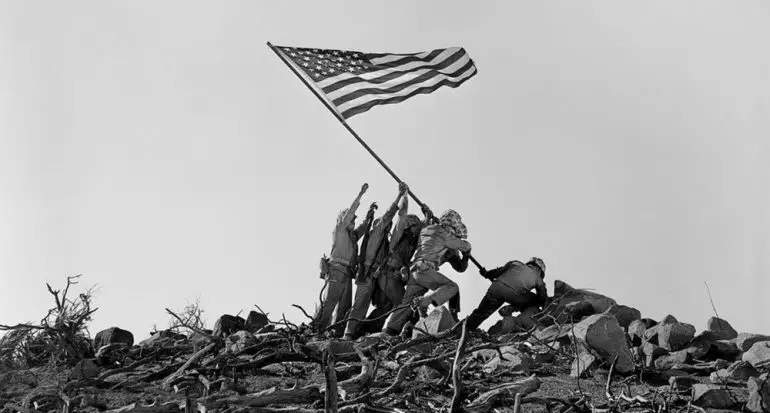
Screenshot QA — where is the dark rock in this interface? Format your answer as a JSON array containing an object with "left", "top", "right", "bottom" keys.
[
  {"left": 213, "top": 314, "right": 246, "bottom": 338},
  {"left": 244, "top": 311, "right": 269, "bottom": 333},
  {"left": 660, "top": 315, "right": 679, "bottom": 325},
  {"left": 413, "top": 306, "right": 455, "bottom": 338},
  {"left": 736, "top": 333, "right": 770, "bottom": 353},
  {"left": 658, "top": 322, "right": 696, "bottom": 351},
  {"left": 69, "top": 359, "right": 100, "bottom": 381},
  {"left": 706, "top": 317, "right": 738, "bottom": 340},
  {"left": 94, "top": 327, "right": 134, "bottom": 349},
  {"left": 655, "top": 350, "right": 691, "bottom": 370},
  {"left": 744, "top": 341, "right": 770, "bottom": 368},
  {"left": 641, "top": 318, "right": 658, "bottom": 329},
  {"left": 628, "top": 319, "right": 647, "bottom": 347},
  {"left": 572, "top": 314, "right": 634, "bottom": 374},
  {"left": 691, "top": 384, "right": 736, "bottom": 409},
  {"left": 604, "top": 304, "right": 641, "bottom": 330},
  {"left": 687, "top": 332, "right": 741, "bottom": 361},
  {"left": 747, "top": 373, "right": 770, "bottom": 413},
  {"left": 564, "top": 301, "right": 595, "bottom": 319}
]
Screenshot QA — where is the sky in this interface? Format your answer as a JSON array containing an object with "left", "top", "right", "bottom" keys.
[{"left": 1, "top": 2, "right": 768, "bottom": 341}]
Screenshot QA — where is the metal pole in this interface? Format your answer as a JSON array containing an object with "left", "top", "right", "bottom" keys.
[{"left": 267, "top": 41, "right": 484, "bottom": 271}]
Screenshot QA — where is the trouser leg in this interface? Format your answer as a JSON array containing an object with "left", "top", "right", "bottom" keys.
[
  {"left": 467, "top": 288, "right": 506, "bottom": 331},
  {"left": 314, "top": 265, "right": 352, "bottom": 330},
  {"left": 344, "top": 277, "right": 375, "bottom": 338},
  {"left": 330, "top": 275, "right": 353, "bottom": 337},
  {"left": 413, "top": 268, "right": 459, "bottom": 307},
  {"left": 383, "top": 283, "right": 427, "bottom": 335}
]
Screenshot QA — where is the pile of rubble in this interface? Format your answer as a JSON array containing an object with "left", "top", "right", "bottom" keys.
[{"left": 1, "top": 280, "right": 768, "bottom": 413}]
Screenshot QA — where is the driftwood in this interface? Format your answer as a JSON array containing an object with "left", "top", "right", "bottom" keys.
[
  {"left": 466, "top": 375, "right": 541, "bottom": 413},
  {"left": 162, "top": 341, "right": 217, "bottom": 389},
  {"left": 450, "top": 319, "right": 469, "bottom": 413},
  {"left": 96, "top": 352, "right": 159, "bottom": 381},
  {"left": 337, "top": 347, "right": 375, "bottom": 395},
  {"left": 200, "top": 385, "right": 323, "bottom": 409},
  {"left": 323, "top": 349, "right": 338, "bottom": 412}
]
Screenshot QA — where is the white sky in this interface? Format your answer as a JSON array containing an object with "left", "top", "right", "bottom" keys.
[{"left": 1, "top": 2, "right": 768, "bottom": 340}]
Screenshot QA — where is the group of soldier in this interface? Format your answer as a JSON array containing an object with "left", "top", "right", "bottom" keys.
[{"left": 313, "top": 182, "right": 550, "bottom": 340}]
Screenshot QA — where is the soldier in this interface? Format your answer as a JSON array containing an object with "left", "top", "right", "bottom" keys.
[
  {"left": 343, "top": 182, "right": 409, "bottom": 339},
  {"left": 314, "top": 183, "right": 370, "bottom": 333},
  {"left": 465, "top": 257, "right": 548, "bottom": 331},
  {"left": 381, "top": 209, "right": 472, "bottom": 336}
]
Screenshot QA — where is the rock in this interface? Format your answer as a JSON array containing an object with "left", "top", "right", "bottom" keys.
[
  {"left": 691, "top": 384, "right": 736, "bottom": 409},
  {"left": 571, "top": 345, "right": 597, "bottom": 378},
  {"left": 669, "top": 375, "right": 698, "bottom": 390},
  {"left": 655, "top": 350, "right": 691, "bottom": 370},
  {"left": 69, "top": 359, "right": 100, "bottom": 381},
  {"left": 213, "top": 314, "right": 246, "bottom": 338},
  {"left": 480, "top": 345, "right": 534, "bottom": 375},
  {"left": 604, "top": 304, "right": 641, "bottom": 330},
  {"left": 189, "top": 330, "right": 213, "bottom": 344},
  {"left": 244, "top": 311, "right": 269, "bottom": 333},
  {"left": 532, "top": 324, "right": 572, "bottom": 345},
  {"left": 138, "top": 330, "right": 186, "bottom": 347},
  {"left": 658, "top": 322, "right": 696, "bottom": 351},
  {"left": 571, "top": 314, "right": 634, "bottom": 374},
  {"left": 413, "top": 306, "right": 455, "bottom": 338},
  {"left": 628, "top": 319, "right": 647, "bottom": 347},
  {"left": 706, "top": 317, "right": 738, "bottom": 340},
  {"left": 735, "top": 333, "right": 770, "bottom": 353},
  {"left": 547, "top": 281, "right": 617, "bottom": 325},
  {"left": 747, "top": 373, "right": 770, "bottom": 413},
  {"left": 711, "top": 361, "right": 759, "bottom": 383},
  {"left": 687, "top": 332, "right": 741, "bottom": 361},
  {"left": 744, "top": 341, "right": 770, "bottom": 368},
  {"left": 642, "top": 342, "right": 669, "bottom": 367},
  {"left": 488, "top": 315, "right": 535, "bottom": 335},
  {"left": 564, "top": 301, "right": 595, "bottom": 319},
  {"left": 227, "top": 330, "right": 257, "bottom": 354},
  {"left": 94, "top": 327, "right": 134, "bottom": 349},
  {"left": 641, "top": 318, "right": 658, "bottom": 328}
]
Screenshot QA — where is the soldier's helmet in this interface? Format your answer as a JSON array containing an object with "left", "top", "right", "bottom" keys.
[
  {"left": 527, "top": 257, "right": 546, "bottom": 276},
  {"left": 439, "top": 209, "right": 467, "bottom": 239}
]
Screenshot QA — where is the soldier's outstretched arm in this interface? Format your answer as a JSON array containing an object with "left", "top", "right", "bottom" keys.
[{"left": 341, "top": 183, "right": 368, "bottom": 227}]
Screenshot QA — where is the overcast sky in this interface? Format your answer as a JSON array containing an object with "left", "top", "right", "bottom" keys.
[{"left": 2, "top": 1, "right": 768, "bottom": 339}]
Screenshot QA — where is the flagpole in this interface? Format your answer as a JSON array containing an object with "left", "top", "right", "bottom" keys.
[{"left": 266, "top": 41, "right": 485, "bottom": 271}]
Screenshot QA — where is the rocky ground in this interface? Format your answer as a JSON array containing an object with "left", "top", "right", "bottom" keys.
[{"left": 1, "top": 279, "right": 769, "bottom": 413}]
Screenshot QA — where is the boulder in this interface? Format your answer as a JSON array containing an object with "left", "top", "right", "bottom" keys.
[
  {"left": 743, "top": 341, "right": 770, "bottom": 368},
  {"left": 691, "top": 384, "right": 736, "bottom": 409},
  {"left": 227, "top": 330, "right": 257, "bottom": 354},
  {"left": 213, "top": 314, "right": 246, "bottom": 338},
  {"left": 571, "top": 313, "right": 634, "bottom": 374},
  {"left": 69, "top": 359, "right": 100, "bottom": 381},
  {"left": 564, "top": 301, "right": 595, "bottom": 319},
  {"left": 479, "top": 345, "right": 533, "bottom": 375},
  {"left": 686, "top": 332, "right": 741, "bottom": 361},
  {"left": 641, "top": 342, "right": 668, "bottom": 368},
  {"left": 488, "top": 315, "right": 535, "bottom": 335},
  {"left": 655, "top": 350, "right": 691, "bottom": 370},
  {"left": 570, "top": 345, "right": 597, "bottom": 378},
  {"left": 604, "top": 304, "right": 641, "bottom": 330},
  {"left": 658, "top": 322, "right": 696, "bottom": 351},
  {"left": 628, "top": 319, "right": 647, "bottom": 347},
  {"left": 244, "top": 311, "right": 269, "bottom": 333},
  {"left": 542, "top": 280, "right": 617, "bottom": 325},
  {"left": 94, "top": 327, "right": 134, "bottom": 349},
  {"left": 413, "top": 306, "right": 455, "bottom": 338},
  {"left": 640, "top": 318, "right": 658, "bottom": 329},
  {"left": 747, "top": 373, "right": 770, "bottom": 413},
  {"left": 706, "top": 317, "right": 738, "bottom": 340},
  {"left": 710, "top": 360, "right": 759, "bottom": 383},
  {"left": 660, "top": 315, "right": 679, "bottom": 325},
  {"left": 735, "top": 333, "right": 770, "bottom": 353}
]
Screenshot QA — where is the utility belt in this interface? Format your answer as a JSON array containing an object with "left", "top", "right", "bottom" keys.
[
  {"left": 319, "top": 256, "right": 356, "bottom": 280},
  {"left": 410, "top": 260, "right": 438, "bottom": 272}
]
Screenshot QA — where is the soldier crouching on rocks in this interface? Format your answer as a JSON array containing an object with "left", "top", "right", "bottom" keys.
[
  {"left": 314, "top": 183, "right": 370, "bottom": 333},
  {"left": 465, "top": 257, "right": 548, "bottom": 331},
  {"left": 343, "top": 182, "right": 409, "bottom": 340},
  {"left": 380, "top": 209, "right": 472, "bottom": 337}
]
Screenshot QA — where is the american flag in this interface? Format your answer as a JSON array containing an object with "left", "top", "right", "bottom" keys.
[{"left": 273, "top": 45, "right": 477, "bottom": 120}]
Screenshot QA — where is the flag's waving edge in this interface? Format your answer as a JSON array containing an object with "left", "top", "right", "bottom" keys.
[{"left": 271, "top": 44, "right": 477, "bottom": 120}]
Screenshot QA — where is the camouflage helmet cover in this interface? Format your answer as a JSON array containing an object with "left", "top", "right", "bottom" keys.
[{"left": 439, "top": 209, "right": 467, "bottom": 239}]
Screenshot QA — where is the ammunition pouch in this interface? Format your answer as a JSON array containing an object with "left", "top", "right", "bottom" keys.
[{"left": 319, "top": 256, "right": 331, "bottom": 279}]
